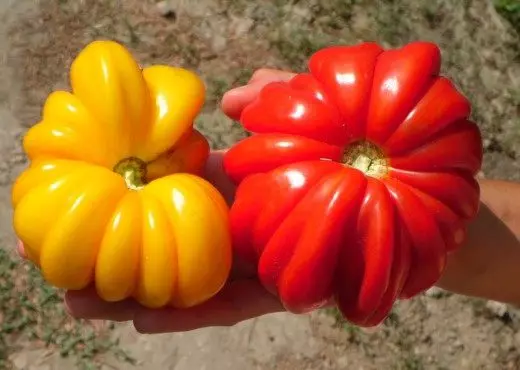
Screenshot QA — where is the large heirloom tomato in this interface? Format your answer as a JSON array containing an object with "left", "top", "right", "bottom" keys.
[
  {"left": 224, "top": 41, "right": 483, "bottom": 326},
  {"left": 12, "top": 41, "right": 232, "bottom": 309}
]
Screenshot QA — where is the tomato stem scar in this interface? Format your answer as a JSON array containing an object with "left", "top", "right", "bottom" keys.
[
  {"left": 113, "top": 157, "right": 147, "bottom": 190},
  {"left": 342, "top": 140, "right": 388, "bottom": 178}
]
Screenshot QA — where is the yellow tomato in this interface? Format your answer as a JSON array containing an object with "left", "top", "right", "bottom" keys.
[{"left": 11, "top": 40, "right": 232, "bottom": 309}]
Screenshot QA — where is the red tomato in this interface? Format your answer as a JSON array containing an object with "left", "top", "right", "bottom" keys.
[{"left": 223, "top": 41, "right": 483, "bottom": 327}]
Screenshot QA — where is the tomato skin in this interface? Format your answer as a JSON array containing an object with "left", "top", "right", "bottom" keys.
[
  {"left": 224, "top": 41, "right": 483, "bottom": 326},
  {"left": 12, "top": 41, "right": 232, "bottom": 309}
]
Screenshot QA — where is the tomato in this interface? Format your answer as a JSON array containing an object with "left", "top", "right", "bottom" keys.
[
  {"left": 223, "top": 41, "right": 483, "bottom": 326},
  {"left": 12, "top": 41, "right": 232, "bottom": 309}
]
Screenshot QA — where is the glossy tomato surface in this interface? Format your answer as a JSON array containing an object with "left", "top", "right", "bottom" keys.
[
  {"left": 224, "top": 41, "right": 483, "bottom": 326},
  {"left": 12, "top": 41, "right": 232, "bottom": 309}
]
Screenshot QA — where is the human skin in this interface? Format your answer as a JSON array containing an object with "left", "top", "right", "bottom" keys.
[{"left": 17, "top": 69, "right": 520, "bottom": 334}]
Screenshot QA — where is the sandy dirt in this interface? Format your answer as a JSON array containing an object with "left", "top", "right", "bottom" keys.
[{"left": 2, "top": 0, "right": 520, "bottom": 369}]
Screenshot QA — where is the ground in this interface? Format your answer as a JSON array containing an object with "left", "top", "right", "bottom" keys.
[{"left": 0, "top": 0, "right": 520, "bottom": 369}]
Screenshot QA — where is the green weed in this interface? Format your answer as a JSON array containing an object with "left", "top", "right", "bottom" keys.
[
  {"left": 0, "top": 249, "right": 135, "bottom": 370},
  {"left": 495, "top": 0, "right": 520, "bottom": 34}
]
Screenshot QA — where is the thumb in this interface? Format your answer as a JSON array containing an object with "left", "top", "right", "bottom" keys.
[{"left": 221, "top": 70, "right": 296, "bottom": 121}]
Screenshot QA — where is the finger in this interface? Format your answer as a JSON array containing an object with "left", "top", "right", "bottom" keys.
[
  {"left": 133, "top": 279, "right": 283, "bottom": 334},
  {"left": 247, "top": 68, "right": 296, "bottom": 85},
  {"left": 65, "top": 286, "right": 139, "bottom": 322},
  {"left": 17, "top": 240, "right": 26, "bottom": 259},
  {"left": 221, "top": 70, "right": 296, "bottom": 121}
]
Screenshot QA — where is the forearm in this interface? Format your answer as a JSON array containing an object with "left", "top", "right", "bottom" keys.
[{"left": 436, "top": 179, "right": 520, "bottom": 305}]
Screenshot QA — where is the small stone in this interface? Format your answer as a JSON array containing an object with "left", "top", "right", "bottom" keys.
[
  {"left": 231, "top": 17, "right": 254, "bottom": 38},
  {"left": 337, "top": 356, "right": 348, "bottom": 367},
  {"left": 11, "top": 353, "right": 28, "bottom": 369},
  {"left": 291, "top": 5, "right": 312, "bottom": 20},
  {"left": 513, "top": 330, "right": 520, "bottom": 345},
  {"left": 156, "top": 1, "right": 176, "bottom": 20},
  {"left": 424, "top": 286, "right": 446, "bottom": 298},
  {"left": 211, "top": 35, "right": 227, "bottom": 53},
  {"left": 485, "top": 300, "right": 509, "bottom": 318}
]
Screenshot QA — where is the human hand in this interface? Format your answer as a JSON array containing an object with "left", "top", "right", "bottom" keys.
[
  {"left": 18, "top": 66, "right": 520, "bottom": 331},
  {"left": 16, "top": 68, "right": 296, "bottom": 334}
]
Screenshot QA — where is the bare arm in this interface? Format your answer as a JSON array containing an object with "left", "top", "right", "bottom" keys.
[{"left": 437, "top": 179, "right": 520, "bottom": 306}]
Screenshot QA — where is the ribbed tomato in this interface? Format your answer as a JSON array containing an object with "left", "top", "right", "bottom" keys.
[
  {"left": 223, "top": 41, "right": 483, "bottom": 326},
  {"left": 12, "top": 41, "right": 232, "bottom": 309}
]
